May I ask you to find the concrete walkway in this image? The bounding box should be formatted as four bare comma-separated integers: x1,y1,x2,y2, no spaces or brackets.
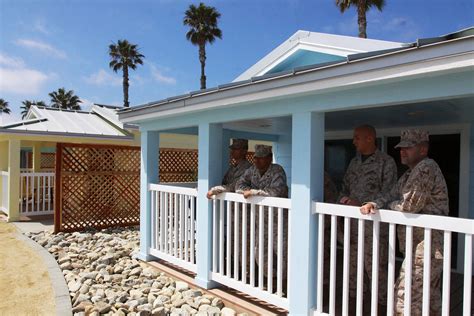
0,220,71,315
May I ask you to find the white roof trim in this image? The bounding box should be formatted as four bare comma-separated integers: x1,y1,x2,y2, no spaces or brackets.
119,38,473,124
1,105,132,137
235,30,404,81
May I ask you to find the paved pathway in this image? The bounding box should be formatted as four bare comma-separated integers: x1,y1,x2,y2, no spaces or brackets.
0,220,71,315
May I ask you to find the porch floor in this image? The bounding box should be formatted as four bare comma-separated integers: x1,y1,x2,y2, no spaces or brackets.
145,260,287,315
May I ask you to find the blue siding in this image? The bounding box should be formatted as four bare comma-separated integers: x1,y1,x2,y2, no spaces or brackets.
274,130,292,186
265,49,345,75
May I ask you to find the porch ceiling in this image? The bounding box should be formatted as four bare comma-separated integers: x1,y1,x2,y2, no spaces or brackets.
217,96,474,135
325,96,474,131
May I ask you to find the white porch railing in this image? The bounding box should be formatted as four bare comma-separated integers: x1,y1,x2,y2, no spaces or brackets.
149,183,198,273
20,172,55,216
211,192,291,310
313,202,474,316
1,171,8,212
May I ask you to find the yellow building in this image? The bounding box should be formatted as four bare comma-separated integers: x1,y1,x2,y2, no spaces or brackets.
0,104,198,222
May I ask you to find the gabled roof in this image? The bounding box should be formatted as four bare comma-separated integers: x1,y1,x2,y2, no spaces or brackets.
118,27,474,124
1,105,134,139
234,30,405,81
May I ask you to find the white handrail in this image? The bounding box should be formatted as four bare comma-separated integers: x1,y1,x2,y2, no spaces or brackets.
214,192,291,209
313,201,473,316
148,183,198,273
211,192,291,310
149,183,197,196
313,202,474,234
19,172,54,215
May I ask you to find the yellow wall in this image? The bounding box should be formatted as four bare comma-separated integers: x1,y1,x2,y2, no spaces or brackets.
160,133,198,149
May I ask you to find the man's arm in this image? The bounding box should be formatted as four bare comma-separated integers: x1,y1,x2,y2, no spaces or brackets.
247,166,288,198
389,164,434,213
338,158,357,204
235,168,253,194
370,157,398,209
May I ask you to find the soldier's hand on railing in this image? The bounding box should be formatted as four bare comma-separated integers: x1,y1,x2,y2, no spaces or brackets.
243,190,253,199
206,190,214,199
360,203,376,215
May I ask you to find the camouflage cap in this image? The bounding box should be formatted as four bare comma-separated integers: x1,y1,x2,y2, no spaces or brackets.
229,139,248,150
395,129,430,148
254,144,272,158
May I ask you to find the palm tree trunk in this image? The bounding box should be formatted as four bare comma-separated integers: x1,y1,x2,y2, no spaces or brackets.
123,66,130,107
357,0,367,38
199,44,206,90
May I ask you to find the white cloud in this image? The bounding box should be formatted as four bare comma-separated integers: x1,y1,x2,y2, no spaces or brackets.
0,67,50,94
15,39,67,59
84,69,122,86
0,52,52,94
150,64,176,85
0,53,25,68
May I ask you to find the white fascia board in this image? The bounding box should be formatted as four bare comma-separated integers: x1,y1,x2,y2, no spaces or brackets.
121,54,473,125
119,38,474,124
255,42,358,77
235,30,403,81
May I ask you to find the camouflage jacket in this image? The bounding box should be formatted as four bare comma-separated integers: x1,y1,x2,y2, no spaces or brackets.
386,158,449,255
324,172,338,203
236,164,288,198
209,159,252,195
339,149,398,207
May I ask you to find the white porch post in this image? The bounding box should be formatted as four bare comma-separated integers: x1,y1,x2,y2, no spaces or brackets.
138,130,159,261
7,139,21,222
289,111,324,314
196,123,222,288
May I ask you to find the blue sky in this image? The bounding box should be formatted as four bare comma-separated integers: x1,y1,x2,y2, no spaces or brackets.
0,0,472,122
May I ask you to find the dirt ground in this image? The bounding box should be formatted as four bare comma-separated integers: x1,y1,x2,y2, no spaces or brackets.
0,222,56,315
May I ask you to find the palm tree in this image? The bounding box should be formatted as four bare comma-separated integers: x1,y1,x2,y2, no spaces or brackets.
49,88,82,110
335,0,385,38
0,98,11,114
183,2,222,90
20,100,47,119
109,40,144,108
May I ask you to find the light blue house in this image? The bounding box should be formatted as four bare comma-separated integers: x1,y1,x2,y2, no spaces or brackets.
119,29,474,315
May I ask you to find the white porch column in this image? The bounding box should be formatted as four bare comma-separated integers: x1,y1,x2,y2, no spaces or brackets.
196,123,223,288
7,139,21,222
289,112,324,315
138,130,159,261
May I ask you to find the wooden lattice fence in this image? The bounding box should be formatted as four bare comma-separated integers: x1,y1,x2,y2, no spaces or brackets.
41,153,55,169
159,148,198,183
54,144,255,232
55,143,141,233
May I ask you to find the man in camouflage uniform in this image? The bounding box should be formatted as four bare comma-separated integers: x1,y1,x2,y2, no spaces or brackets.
207,139,252,198
339,125,398,306
207,139,252,277
361,129,448,315
236,144,289,280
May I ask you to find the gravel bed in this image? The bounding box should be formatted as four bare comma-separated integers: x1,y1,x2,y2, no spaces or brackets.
27,227,243,316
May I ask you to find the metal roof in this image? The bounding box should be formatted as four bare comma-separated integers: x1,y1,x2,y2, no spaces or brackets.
118,27,474,120
1,105,133,139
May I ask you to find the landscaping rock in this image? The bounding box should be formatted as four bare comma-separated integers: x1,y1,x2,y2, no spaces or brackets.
27,227,234,316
